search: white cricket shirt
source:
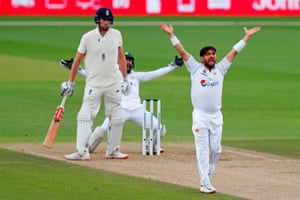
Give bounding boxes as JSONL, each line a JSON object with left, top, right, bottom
{"left": 121, "top": 65, "right": 176, "bottom": 110}
{"left": 185, "top": 56, "right": 231, "bottom": 122}
{"left": 77, "top": 27, "right": 123, "bottom": 88}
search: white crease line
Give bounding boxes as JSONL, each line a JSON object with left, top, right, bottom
{"left": 224, "top": 149, "right": 280, "bottom": 161}
{"left": 27, "top": 151, "right": 64, "bottom": 161}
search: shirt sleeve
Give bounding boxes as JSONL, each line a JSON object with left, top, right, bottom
{"left": 115, "top": 29, "right": 123, "bottom": 47}
{"left": 119, "top": 32, "right": 123, "bottom": 47}
{"left": 185, "top": 55, "right": 201, "bottom": 74}
{"left": 216, "top": 57, "right": 232, "bottom": 75}
{"left": 135, "top": 65, "right": 176, "bottom": 82}
{"left": 77, "top": 34, "right": 86, "bottom": 54}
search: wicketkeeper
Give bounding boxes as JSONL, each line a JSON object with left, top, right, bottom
{"left": 60, "top": 52, "right": 183, "bottom": 155}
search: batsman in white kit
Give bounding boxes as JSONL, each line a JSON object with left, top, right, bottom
{"left": 161, "top": 22, "right": 260, "bottom": 193}
{"left": 60, "top": 52, "right": 184, "bottom": 155}
{"left": 61, "top": 7, "right": 130, "bottom": 160}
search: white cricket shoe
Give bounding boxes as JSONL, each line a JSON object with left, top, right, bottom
{"left": 200, "top": 184, "right": 216, "bottom": 194}
{"left": 105, "top": 150, "right": 128, "bottom": 159}
{"left": 64, "top": 152, "right": 91, "bottom": 161}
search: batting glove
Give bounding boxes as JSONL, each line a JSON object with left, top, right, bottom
{"left": 120, "top": 77, "right": 131, "bottom": 95}
{"left": 60, "top": 80, "right": 74, "bottom": 97}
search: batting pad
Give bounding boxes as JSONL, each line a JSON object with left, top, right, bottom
{"left": 107, "top": 123, "right": 124, "bottom": 155}
{"left": 76, "top": 120, "right": 92, "bottom": 154}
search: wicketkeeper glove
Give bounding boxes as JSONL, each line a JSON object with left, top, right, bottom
{"left": 169, "top": 55, "right": 184, "bottom": 67}
{"left": 60, "top": 58, "right": 74, "bottom": 70}
{"left": 174, "top": 55, "right": 184, "bottom": 66}
{"left": 60, "top": 80, "right": 74, "bottom": 97}
{"left": 120, "top": 77, "right": 131, "bottom": 95}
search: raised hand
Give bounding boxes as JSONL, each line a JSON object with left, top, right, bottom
{"left": 244, "top": 26, "right": 261, "bottom": 36}
{"left": 160, "top": 22, "right": 174, "bottom": 36}
{"left": 243, "top": 26, "right": 261, "bottom": 42}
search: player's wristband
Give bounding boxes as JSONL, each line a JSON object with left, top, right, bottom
{"left": 170, "top": 36, "right": 180, "bottom": 46}
{"left": 233, "top": 40, "right": 246, "bottom": 53}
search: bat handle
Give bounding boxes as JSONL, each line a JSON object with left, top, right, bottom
{"left": 61, "top": 95, "right": 68, "bottom": 107}
{"left": 54, "top": 95, "right": 68, "bottom": 122}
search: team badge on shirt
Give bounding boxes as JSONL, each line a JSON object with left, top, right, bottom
{"left": 200, "top": 69, "right": 207, "bottom": 76}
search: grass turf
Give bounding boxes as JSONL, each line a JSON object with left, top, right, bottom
{"left": 0, "top": 148, "right": 245, "bottom": 200}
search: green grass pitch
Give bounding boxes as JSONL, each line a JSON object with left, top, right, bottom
{"left": 0, "top": 16, "right": 299, "bottom": 199}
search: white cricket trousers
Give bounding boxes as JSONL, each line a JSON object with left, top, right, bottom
{"left": 76, "top": 83, "right": 123, "bottom": 154}
{"left": 192, "top": 111, "right": 223, "bottom": 187}
{"left": 98, "top": 106, "right": 165, "bottom": 138}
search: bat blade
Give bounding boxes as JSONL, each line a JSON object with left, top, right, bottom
{"left": 43, "top": 118, "right": 62, "bottom": 148}
{"left": 43, "top": 96, "right": 67, "bottom": 148}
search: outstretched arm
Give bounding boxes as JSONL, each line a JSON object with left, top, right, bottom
{"left": 160, "top": 22, "right": 190, "bottom": 62}
{"left": 138, "top": 56, "right": 183, "bottom": 82}
{"left": 226, "top": 26, "right": 261, "bottom": 63}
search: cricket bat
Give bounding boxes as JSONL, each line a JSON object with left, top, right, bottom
{"left": 43, "top": 95, "right": 68, "bottom": 148}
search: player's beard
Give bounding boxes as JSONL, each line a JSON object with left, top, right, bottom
{"left": 204, "top": 59, "right": 216, "bottom": 70}
{"left": 127, "top": 63, "right": 133, "bottom": 73}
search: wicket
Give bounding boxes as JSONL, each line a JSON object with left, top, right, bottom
{"left": 142, "top": 98, "right": 161, "bottom": 156}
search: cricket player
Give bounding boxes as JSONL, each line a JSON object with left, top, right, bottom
{"left": 60, "top": 52, "right": 184, "bottom": 155}
{"left": 160, "top": 22, "right": 260, "bottom": 193}
{"left": 61, "top": 7, "right": 129, "bottom": 160}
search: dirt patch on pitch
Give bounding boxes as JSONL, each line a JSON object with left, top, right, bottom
{"left": 1, "top": 142, "right": 300, "bottom": 200}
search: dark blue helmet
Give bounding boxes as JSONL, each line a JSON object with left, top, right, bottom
{"left": 94, "top": 7, "right": 114, "bottom": 24}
